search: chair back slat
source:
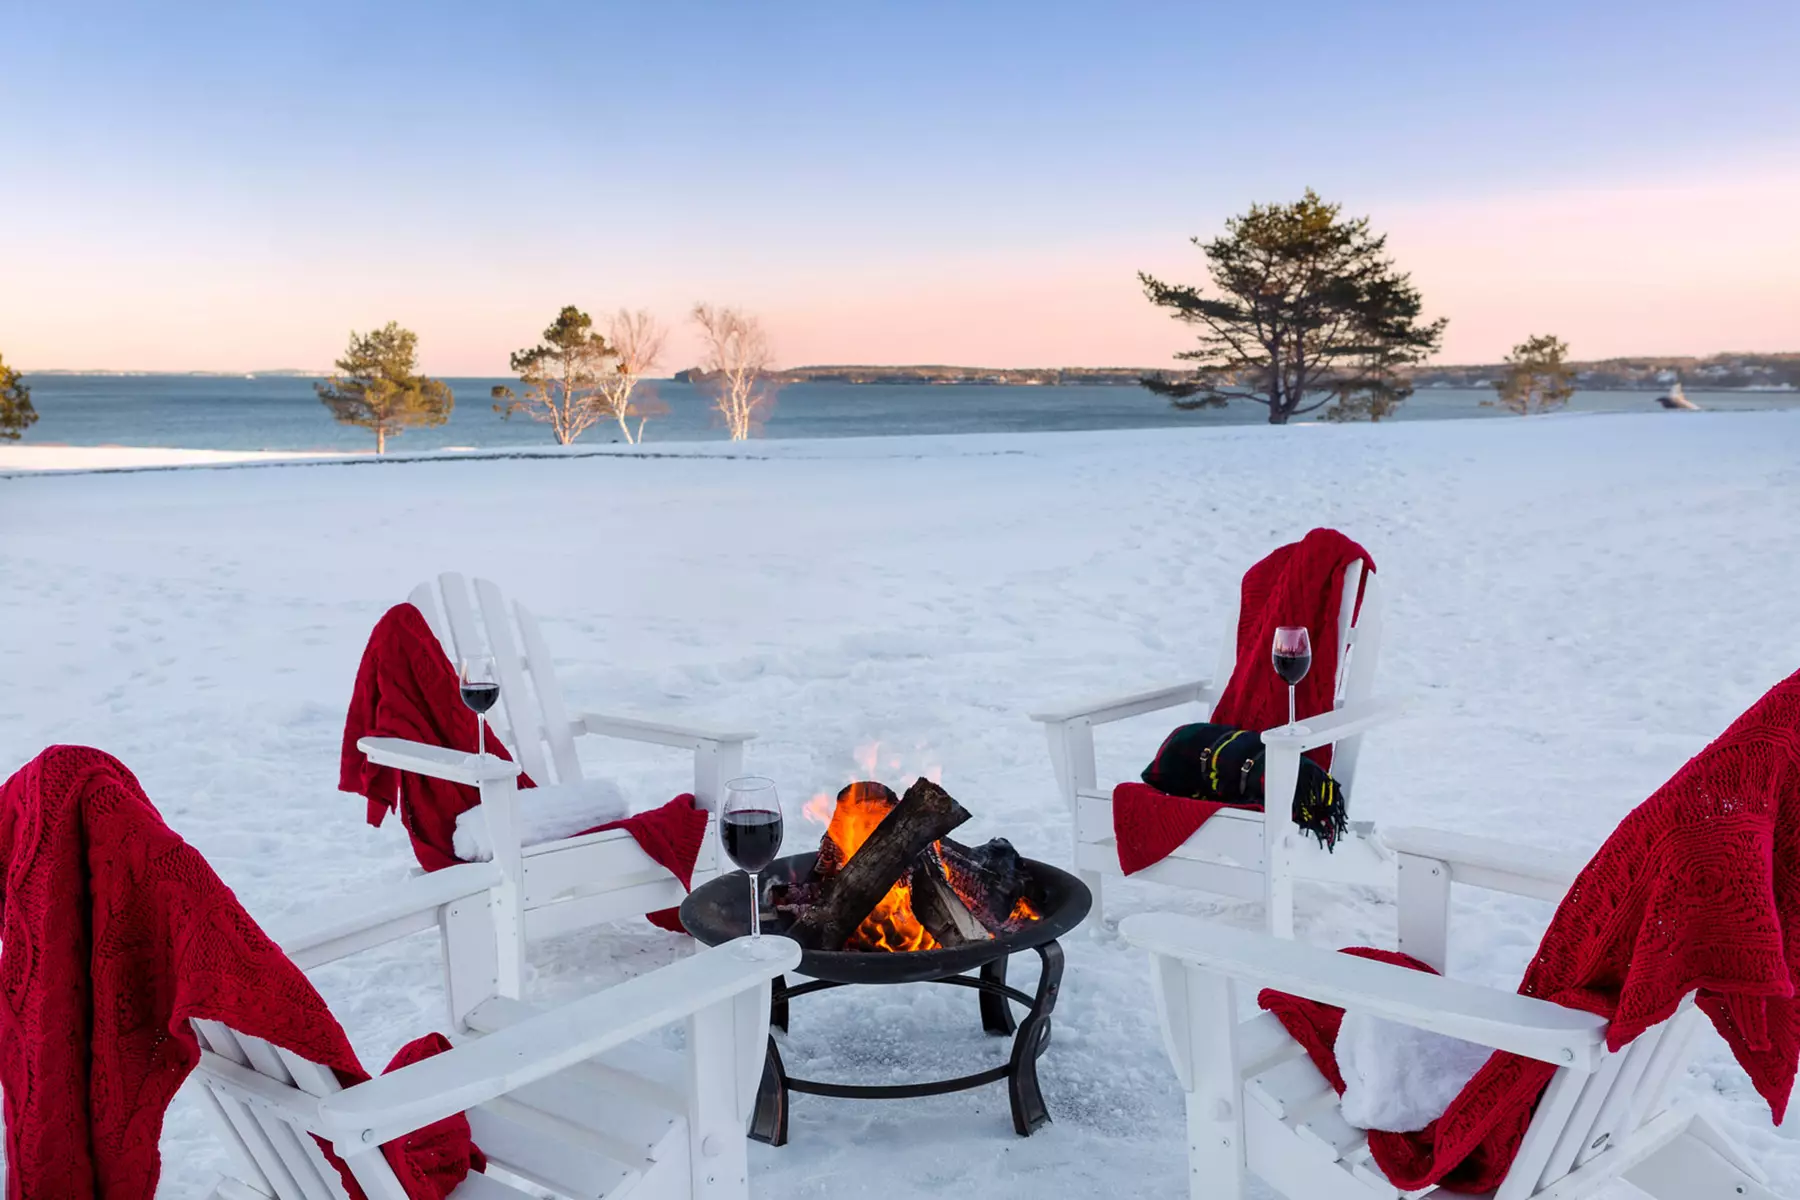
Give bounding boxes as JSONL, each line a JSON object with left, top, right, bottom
{"left": 1329, "top": 570, "right": 1383, "bottom": 791}
{"left": 1575, "top": 1020, "right": 1669, "bottom": 1170}
{"left": 1621, "top": 1001, "right": 1705, "bottom": 1135}
{"left": 431, "top": 572, "right": 482, "bottom": 667}
{"left": 434, "top": 572, "right": 550, "bottom": 785}
{"left": 1537, "top": 1045, "right": 1629, "bottom": 1185}
{"left": 1492, "top": 1063, "right": 1588, "bottom": 1200}
{"left": 407, "top": 582, "right": 451, "bottom": 657}
{"left": 1206, "top": 589, "right": 1242, "bottom": 707}
{"left": 193, "top": 1022, "right": 346, "bottom": 1200}
{"left": 507, "top": 594, "right": 583, "bottom": 786}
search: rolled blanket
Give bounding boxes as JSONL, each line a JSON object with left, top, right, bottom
{"left": 1144, "top": 721, "right": 1348, "bottom": 849}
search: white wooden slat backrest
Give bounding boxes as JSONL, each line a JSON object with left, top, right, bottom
{"left": 191, "top": 1019, "right": 301, "bottom": 1198}
{"left": 191, "top": 1019, "right": 348, "bottom": 1200}
{"left": 472, "top": 577, "right": 583, "bottom": 787}
{"left": 432, "top": 572, "right": 552, "bottom": 787}
{"left": 505, "top": 592, "right": 583, "bottom": 786}
{"left": 1204, "top": 559, "right": 1382, "bottom": 792}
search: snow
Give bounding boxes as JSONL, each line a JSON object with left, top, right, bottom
{"left": 0, "top": 445, "right": 350, "bottom": 472}
{"left": 1335, "top": 1015, "right": 1490, "bottom": 1133}
{"left": 3, "top": 409, "right": 1799, "bottom": 1198}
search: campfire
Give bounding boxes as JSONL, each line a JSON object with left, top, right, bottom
{"left": 769, "top": 779, "right": 1043, "bottom": 952}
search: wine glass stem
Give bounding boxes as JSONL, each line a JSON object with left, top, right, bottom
{"left": 477, "top": 713, "right": 485, "bottom": 761}
{"left": 1288, "top": 684, "right": 1297, "bottom": 731}
{"left": 748, "top": 871, "right": 761, "bottom": 939}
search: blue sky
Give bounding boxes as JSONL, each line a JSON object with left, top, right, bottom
{"left": 3, "top": 1, "right": 1796, "bottom": 371}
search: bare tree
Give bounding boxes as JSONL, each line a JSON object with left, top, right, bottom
{"left": 595, "top": 309, "right": 669, "bottom": 444}
{"left": 690, "top": 304, "right": 777, "bottom": 440}
{"left": 492, "top": 306, "right": 618, "bottom": 445}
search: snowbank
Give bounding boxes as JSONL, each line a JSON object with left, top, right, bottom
{"left": 4, "top": 411, "right": 1799, "bottom": 1197}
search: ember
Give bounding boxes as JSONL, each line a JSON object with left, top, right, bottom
{"left": 772, "top": 778, "right": 1044, "bottom": 952}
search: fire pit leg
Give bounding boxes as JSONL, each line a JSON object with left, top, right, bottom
{"left": 978, "top": 955, "right": 1018, "bottom": 1035}
{"left": 771, "top": 974, "right": 790, "bottom": 1033}
{"left": 749, "top": 1035, "right": 791, "bottom": 1147}
{"left": 1007, "top": 940, "right": 1064, "bottom": 1136}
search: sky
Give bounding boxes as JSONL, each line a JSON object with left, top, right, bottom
{"left": 2, "top": 0, "right": 1797, "bottom": 374}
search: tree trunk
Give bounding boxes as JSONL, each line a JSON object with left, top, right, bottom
{"left": 376, "top": 427, "right": 386, "bottom": 454}
{"left": 787, "top": 778, "right": 971, "bottom": 951}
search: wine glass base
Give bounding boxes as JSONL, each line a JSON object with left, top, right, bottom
{"left": 1277, "top": 724, "right": 1311, "bottom": 737}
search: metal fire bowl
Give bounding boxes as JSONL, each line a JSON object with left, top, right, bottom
{"left": 680, "top": 852, "right": 1092, "bottom": 986}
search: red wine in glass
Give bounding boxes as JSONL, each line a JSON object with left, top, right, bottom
{"left": 459, "top": 657, "right": 499, "bottom": 760}
{"left": 1271, "top": 626, "right": 1312, "bottom": 732}
{"left": 722, "top": 777, "right": 784, "bottom": 938}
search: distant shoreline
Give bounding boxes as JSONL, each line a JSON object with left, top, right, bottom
{"left": 29, "top": 351, "right": 1798, "bottom": 392}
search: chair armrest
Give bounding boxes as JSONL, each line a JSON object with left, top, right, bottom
{"left": 1383, "top": 825, "right": 1587, "bottom": 900}
{"left": 316, "top": 935, "right": 801, "bottom": 1147}
{"left": 575, "top": 712, "right": 755, "bottom": 750}
{"left": 356, "top": 736, "right": 521, "bottom": 785}
{"left": 271, "top": 863, "right": 507, "bottom": 969}
{"left": 1260, "top": 695, "right": 1408, "bottom": 754}
{"left": 1120, "top": 913, "right": 1607, "bottom": 1070}
{"left": 1030, "top": 679, "right": 1216, "bottom": 728}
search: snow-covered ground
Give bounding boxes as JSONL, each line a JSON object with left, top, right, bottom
{"left": 0, "top": 444, "right": 352, "bottom": 472}
{"left": 4, "top": 410, "right": 1799, "bottom": 1198}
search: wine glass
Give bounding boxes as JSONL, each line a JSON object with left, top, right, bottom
{"left": 721, "top": 777, "right": 784, "bottom": 939}
{"left": 1271, "top": 626, "right": 1312, "bottom": 734}
{"left": 459, "top": 656, "right": 500, "bottom": 761}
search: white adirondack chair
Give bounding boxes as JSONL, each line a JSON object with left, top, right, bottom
{"left": 192, "top": 848, "right": 800, "bottom": 1200}
{"left": 399, "top": 572, "right": 754, "bottom": 953}
{"left": 1033, "top": 559, "right": 1403, "bottom": 937}
{"left": 1120, "top": 825, "right": 1781, "bottom": 1200}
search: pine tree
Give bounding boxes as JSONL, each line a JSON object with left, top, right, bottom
{"left": 492, "top": 306, "right": 619, "bottom": 445}
{"left": 316, "top": 323, "right": 453, "bottom": 453}
{"left": 1140, "top": 190, "right": 1447, "bottom": 424}
{"left": 1487, "top": 334, "right": 1576, "bottom": 415}
{"left": 0, "top": 353, "right": 36, "bottom": 441}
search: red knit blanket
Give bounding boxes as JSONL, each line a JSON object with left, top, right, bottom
{"left": 340, "top": 602, "right": 535, "bottom": 870}
{"left": 1113, "top": 529, "right": 1374, "bottom": 874}
{"left": 1261, "top": 669, "right": 1800, "bottom": 1193}
{"left": 340, "top": 602, "right": 710, "bottom": 930}
{"left": 0, "top": 745, "right": 482, "bottom": 1200}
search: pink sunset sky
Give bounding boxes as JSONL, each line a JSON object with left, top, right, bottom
{"left": 4, "top": 4, "right": 1797, "bottom": 376}
{"left": 11, "top": 163, "right": 1798, "bottom": 376}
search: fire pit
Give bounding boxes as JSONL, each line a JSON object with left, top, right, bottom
{"left": 680, "top": 779, "right": 1092, "bottom": 1145}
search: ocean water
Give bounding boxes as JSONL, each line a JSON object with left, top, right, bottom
{"left": 13, "top": 374, "right": 1797, "bottom": 451}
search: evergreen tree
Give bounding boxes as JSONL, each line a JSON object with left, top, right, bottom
{"left": 1487, "top": 334, "right": 1576, "bottom": 415}
{"left": 492, "top": 306, "right": 619, "bottom": 445}
{"left": 1140, "top": 190, "right": 1446, "bottom": 424}
{"left": 316, "top": 323, "right": 452, "bottom": 453}
{"left": 0, "top": 353, "right": 36, "bottom": 441}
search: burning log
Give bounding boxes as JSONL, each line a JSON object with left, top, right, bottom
{"left": 909, "top": 849, "right": 991, "bottom": 948}
{"left": 814, "top": 781, "right": 899, "bottom": 876}
{"left": 788, "top": 777, "right": 970, "bottom": 951}
{"left": 939, "top": 836, "right": 1040, "bottom": 930}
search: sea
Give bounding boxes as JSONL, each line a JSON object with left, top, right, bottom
{"left": 15, "top": 374, "right": 1800, "bottom": 452}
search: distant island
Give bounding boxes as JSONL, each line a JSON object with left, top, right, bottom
{"left": 1409, "top": 352, "right": 1800, "bottom": 391}
{"left": 676, "top": 364, "right": 1177, "bottom": 386}
{"left": 669, "top": 352, "right": 1800, "bottom": 390}
{"left": 27, "top": 352, "right": 1800, "bottom": 391}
